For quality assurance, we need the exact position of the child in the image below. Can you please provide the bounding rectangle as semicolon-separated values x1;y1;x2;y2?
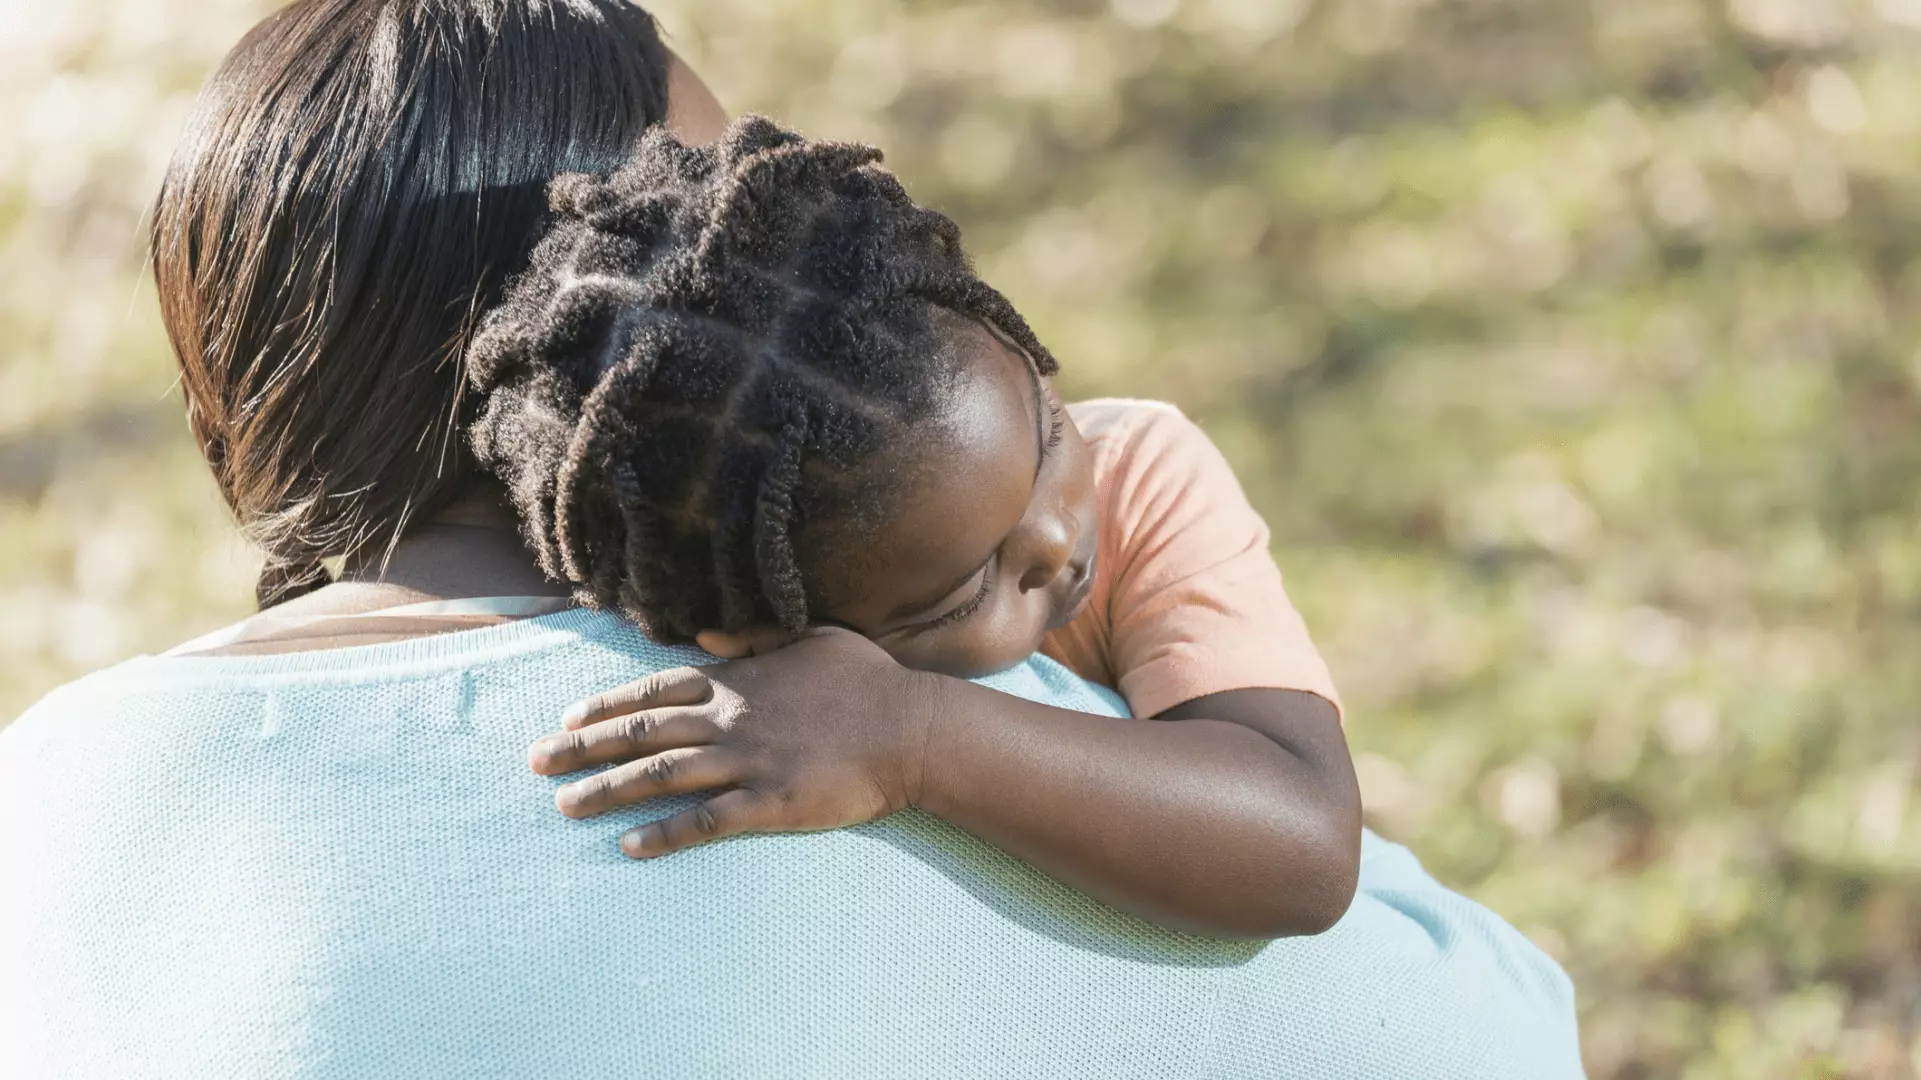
472;116;1360;939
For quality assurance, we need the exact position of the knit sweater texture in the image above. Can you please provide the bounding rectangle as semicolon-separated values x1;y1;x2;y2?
1;609;1583;1078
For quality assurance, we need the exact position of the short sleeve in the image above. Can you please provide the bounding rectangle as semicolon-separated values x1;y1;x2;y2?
1067;401;1342;720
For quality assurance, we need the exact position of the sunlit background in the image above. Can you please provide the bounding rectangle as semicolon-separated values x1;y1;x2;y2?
6;0;1921;1075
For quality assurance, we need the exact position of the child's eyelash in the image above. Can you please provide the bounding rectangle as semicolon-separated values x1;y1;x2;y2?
1045;393;1066;450
925;558;996;631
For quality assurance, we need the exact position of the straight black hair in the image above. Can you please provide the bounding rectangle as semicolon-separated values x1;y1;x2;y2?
151;0;673;607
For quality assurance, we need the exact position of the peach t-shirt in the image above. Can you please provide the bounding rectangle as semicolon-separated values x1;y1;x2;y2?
1040;399;1343;720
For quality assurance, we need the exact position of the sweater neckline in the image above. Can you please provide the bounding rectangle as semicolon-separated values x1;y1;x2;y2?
119;608;660;682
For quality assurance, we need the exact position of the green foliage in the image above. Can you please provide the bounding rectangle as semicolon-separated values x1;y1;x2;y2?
4;1;1919;1075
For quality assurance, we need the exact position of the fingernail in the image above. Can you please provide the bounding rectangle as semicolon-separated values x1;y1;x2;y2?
560;704;588;727
620;829;649;858
527;738;560;770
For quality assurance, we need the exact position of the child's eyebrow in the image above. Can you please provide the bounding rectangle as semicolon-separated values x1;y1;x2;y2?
1018;346;1047;481
968;313;1045;476
977;316;1048;482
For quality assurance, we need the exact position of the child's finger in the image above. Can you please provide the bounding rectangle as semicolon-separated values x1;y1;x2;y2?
528;705;720;775
554;746;741;819
561;667;711;730
694;627;794;658
693;630;751;658
619;789;774;858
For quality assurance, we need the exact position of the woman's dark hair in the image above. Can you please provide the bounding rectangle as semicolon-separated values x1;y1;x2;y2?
468;116;1057;641
151;0;673;608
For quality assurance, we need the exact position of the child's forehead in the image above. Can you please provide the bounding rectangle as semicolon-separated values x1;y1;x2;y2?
942;311;1043;379
814;328;1041;618
919;321;1043;456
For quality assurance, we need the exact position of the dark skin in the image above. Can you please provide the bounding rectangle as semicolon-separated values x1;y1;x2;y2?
530;326;1364;939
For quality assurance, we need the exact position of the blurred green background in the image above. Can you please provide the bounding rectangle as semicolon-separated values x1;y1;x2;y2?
5;0;1920;1075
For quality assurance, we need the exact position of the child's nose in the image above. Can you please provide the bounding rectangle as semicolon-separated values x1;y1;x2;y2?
1014;515;1076;593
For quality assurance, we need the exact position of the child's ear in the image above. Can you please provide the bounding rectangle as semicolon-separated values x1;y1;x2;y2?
694;626;795;659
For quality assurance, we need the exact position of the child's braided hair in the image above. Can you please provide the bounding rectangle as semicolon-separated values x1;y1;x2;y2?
468;116;1057;641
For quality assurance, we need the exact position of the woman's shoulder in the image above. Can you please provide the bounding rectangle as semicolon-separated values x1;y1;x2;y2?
0;610;626;756
0;653;264;773
4;660;153;743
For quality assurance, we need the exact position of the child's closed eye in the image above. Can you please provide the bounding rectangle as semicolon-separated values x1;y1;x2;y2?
919;556;998;632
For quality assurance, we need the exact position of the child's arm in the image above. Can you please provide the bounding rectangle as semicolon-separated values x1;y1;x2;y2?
532;629;1359;939
916;679;1357;938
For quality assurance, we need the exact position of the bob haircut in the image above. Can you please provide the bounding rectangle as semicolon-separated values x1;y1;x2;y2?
151;0;674;607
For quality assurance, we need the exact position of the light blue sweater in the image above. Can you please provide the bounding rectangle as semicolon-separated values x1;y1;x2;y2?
0;609;1583;1078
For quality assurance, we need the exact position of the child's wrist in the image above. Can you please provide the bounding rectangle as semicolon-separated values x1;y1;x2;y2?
892;668;958;812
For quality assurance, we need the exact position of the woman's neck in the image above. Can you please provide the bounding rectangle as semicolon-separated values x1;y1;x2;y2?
342;522;569;599
266;488;570;619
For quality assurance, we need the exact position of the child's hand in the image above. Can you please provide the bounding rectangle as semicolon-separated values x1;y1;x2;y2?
528;628;935;858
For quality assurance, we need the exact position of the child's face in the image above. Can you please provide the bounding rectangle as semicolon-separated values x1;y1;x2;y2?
812;323;1099;679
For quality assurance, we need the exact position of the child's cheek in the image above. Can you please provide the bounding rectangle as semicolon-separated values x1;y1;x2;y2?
884;630;1032;682
876;637;980;681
